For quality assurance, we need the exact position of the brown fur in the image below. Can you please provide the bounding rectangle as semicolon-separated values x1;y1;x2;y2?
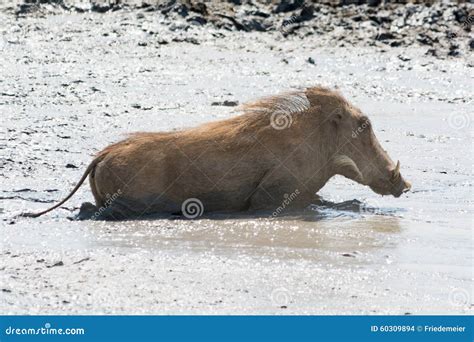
22;86;411;219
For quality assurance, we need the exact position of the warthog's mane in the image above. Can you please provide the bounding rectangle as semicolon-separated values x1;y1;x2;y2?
240;90;311;115
236;86;349;128
243;86;347;114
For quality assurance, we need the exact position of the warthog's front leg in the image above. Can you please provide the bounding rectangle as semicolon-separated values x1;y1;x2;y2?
248;169;315;213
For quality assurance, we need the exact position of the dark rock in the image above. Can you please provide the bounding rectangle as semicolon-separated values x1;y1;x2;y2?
247;10;271;18
91;3;112;13
211;100;239;107
296;5;314;23
447;49;460;57
47;261;64;268
448;43;460;54
217;14;246;31
274;0;302;14
368;15;381;25
189;2;208;16
425;48;438;57
177;5;189;17
307;57;315;64
453;8;468;24
187;16;207;25
241;18;268;32
65;163;78;169
446;31;457;39
15;3;36;15
172;37;200;45
73;258;90;264
469;39;474;50
416;33;434;46
397;54;411;62
368;0;382;7
376;32;396;41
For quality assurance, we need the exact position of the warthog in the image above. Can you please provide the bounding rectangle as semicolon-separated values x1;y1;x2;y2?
23;86;411;219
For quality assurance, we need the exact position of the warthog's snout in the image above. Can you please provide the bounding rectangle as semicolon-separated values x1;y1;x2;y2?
389;161;411;198
392;179;411;198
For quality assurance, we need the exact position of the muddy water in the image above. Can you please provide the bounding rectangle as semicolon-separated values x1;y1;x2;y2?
0;11;472;314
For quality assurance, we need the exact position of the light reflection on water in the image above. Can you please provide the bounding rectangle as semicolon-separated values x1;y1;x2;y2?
77;200;403;262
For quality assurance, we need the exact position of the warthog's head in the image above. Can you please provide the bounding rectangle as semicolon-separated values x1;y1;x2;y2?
308;88;411;197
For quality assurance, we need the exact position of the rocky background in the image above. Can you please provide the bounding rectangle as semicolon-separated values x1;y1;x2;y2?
2;0;473;58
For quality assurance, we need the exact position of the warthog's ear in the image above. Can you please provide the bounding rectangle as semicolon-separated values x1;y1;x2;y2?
332;155;364;184
327;107;344;127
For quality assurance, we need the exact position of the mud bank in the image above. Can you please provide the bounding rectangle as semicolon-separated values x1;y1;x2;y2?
3;0;474;57
0;8;472;314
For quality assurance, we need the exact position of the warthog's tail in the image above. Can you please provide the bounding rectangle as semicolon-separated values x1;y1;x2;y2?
19;156;103;218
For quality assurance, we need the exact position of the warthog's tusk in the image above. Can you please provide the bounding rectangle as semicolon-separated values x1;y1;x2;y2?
332;155;364;183
391;160;401;182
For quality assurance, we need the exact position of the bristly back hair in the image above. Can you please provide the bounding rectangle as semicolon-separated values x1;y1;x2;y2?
240;89;311;115
240;86;348;117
